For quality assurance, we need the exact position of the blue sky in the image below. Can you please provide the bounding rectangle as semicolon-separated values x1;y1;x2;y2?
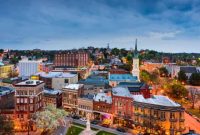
0;0;200;52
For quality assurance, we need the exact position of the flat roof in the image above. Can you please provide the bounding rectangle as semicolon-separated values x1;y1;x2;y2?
0;86;15;96
63;84;84;90
15;80;43;86
44;89;62;95
132;95;181;107
35;72;77;78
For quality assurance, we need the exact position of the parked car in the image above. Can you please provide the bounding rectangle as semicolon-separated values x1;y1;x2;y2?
72;115;80;119
116;127;126;132
80;117;87;121
101;124;110;128
91;120;100;125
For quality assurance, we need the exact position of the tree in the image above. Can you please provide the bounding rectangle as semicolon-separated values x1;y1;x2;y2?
178;70;188;83
189;73;200;86
167;84;188;99
34;105;68;134
159;67;168;77
111;48;120;56
0;115;14;135
188;87;200;109
140;70;151;83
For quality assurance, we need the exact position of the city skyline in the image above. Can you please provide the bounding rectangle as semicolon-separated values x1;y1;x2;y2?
1;0;200;52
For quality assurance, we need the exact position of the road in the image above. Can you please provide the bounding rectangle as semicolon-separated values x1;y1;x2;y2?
184;112;200;134
73;119;133;135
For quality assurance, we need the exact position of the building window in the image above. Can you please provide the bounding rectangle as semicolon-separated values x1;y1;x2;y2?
17;98;20;103
30;98;33;103
170;112;175;119
20;98;23;103
24;98;27;103
161;112;165;119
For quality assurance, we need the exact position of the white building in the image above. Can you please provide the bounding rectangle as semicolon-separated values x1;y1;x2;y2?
132;39;140;81
18;59;41;77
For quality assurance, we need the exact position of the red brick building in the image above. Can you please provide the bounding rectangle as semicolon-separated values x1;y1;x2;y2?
54;51;89;67
14;80;44;131
93;92;113;124
112;87;133;128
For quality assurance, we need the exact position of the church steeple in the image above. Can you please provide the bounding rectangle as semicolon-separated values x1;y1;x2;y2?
133;38;139;58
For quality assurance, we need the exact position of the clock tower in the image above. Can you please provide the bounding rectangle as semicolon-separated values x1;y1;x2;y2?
132;39;140;81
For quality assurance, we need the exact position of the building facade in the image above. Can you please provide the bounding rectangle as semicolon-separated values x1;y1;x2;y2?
132;95;185;135
18;60;41;77
112;87;133;128
43;89;62;108
0;64;14;78
62;84;84;113
54;51;89;67
35;72;78;89
14;80;44;131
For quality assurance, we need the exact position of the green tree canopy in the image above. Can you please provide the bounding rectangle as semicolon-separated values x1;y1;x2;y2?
0;115;14;135
167;84;188;99
178;70;188;83
159;67;168;77
189;73;200;86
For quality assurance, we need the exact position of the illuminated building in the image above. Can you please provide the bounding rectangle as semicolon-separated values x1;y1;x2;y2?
62;84;84;113
77;94;94;118
14;80;44;131
112;87;133;128
43;89;62;108
93;92;113;124
132;95;185;135
0;64;14;78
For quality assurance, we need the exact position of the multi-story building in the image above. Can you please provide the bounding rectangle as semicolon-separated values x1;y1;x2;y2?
112;87;133;127
77;94;94;118
14;80;44;131
132;95;185;135
18;59;41;77
0;86;15;110
0;64;14;78
43;89;62;108
54;51;89;67
35;72;78;89
93;92;112;123
79;75;109;95
62;84;84;113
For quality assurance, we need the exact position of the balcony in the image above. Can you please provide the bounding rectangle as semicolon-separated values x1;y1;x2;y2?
179;118;185;122
160;117;166;121
170;118;177;122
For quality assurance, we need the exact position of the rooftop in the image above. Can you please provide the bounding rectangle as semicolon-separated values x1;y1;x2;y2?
109;74;137;81
93;92;112;104
79;75;108;86
63;84;84;90
112;87;132;97
132;95;181;107
44;89;62;95
15;80;43;86
0;86;15;96
180;66;197;74
35;71;77;78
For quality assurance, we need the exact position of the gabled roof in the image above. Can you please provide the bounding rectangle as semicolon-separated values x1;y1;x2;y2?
180;66;197;74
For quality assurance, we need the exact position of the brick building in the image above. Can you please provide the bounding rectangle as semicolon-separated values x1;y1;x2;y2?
43;89;62;108
54;51;89;67
62;84;84;113
93;92;112;124
14;80;44;131
112;87;133;128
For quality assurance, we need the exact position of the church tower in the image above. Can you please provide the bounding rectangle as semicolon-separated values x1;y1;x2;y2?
132;39;140;81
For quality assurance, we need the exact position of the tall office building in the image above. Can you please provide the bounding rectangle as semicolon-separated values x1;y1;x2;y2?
18;60;41;77
54;51;89;67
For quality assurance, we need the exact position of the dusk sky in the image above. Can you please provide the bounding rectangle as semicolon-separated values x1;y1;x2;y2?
0;0;200;52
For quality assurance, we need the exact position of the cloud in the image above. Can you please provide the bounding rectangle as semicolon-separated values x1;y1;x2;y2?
148;31;181;40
